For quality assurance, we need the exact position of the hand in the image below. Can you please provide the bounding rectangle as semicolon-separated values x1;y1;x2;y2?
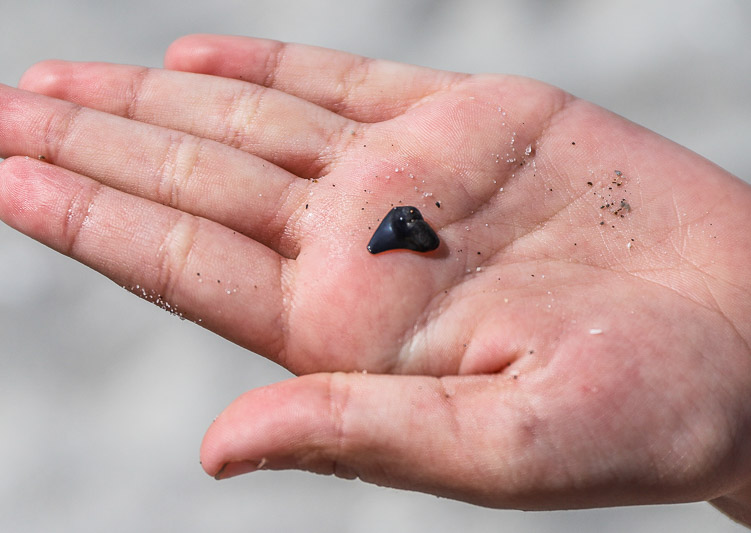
1;34;750;520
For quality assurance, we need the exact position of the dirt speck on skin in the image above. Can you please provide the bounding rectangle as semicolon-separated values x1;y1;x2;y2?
614;199;631;216
589;170;634;226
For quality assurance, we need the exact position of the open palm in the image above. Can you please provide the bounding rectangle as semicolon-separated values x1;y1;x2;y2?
1;35;750;519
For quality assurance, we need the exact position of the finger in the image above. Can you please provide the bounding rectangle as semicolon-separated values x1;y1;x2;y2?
203;371;717;509
19;61;355;178
164;34;465;123
0;85;305;256
201;372;562;509
0;156;286;358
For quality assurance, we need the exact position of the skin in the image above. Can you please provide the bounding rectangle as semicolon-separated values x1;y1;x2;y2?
0;34;750;524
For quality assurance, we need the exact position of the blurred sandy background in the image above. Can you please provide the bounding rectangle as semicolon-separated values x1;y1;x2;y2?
1;1;749;531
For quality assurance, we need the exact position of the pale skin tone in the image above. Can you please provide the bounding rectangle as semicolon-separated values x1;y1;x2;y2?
0;34;750;525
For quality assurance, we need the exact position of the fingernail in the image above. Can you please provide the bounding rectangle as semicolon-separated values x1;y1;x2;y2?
214;459;265;480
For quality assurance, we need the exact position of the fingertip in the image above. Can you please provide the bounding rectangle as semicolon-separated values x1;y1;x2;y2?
18;60;116;107
199;376;329;474
164;34;283;79
199;416;227;477
0;157;94;253
18;60;73;96
164;34;226;71
200;373;375;482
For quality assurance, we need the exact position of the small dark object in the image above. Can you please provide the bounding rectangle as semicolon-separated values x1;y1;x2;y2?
367;206;439;254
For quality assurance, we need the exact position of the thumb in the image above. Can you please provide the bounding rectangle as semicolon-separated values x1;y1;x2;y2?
200;371;545;507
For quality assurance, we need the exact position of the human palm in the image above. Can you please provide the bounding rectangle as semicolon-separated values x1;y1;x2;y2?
1;35;750;519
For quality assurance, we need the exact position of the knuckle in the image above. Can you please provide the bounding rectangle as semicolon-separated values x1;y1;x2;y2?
39;103;85;159
218;83;265;149
319;121;363;175
327;373;353;468
156;133;203;209
333;55;372;112
263;40;287;88
124;66;152;119
154;212;200;302
61;180;103;257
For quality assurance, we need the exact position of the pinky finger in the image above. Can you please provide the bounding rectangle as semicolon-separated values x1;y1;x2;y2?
0;157;287;359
